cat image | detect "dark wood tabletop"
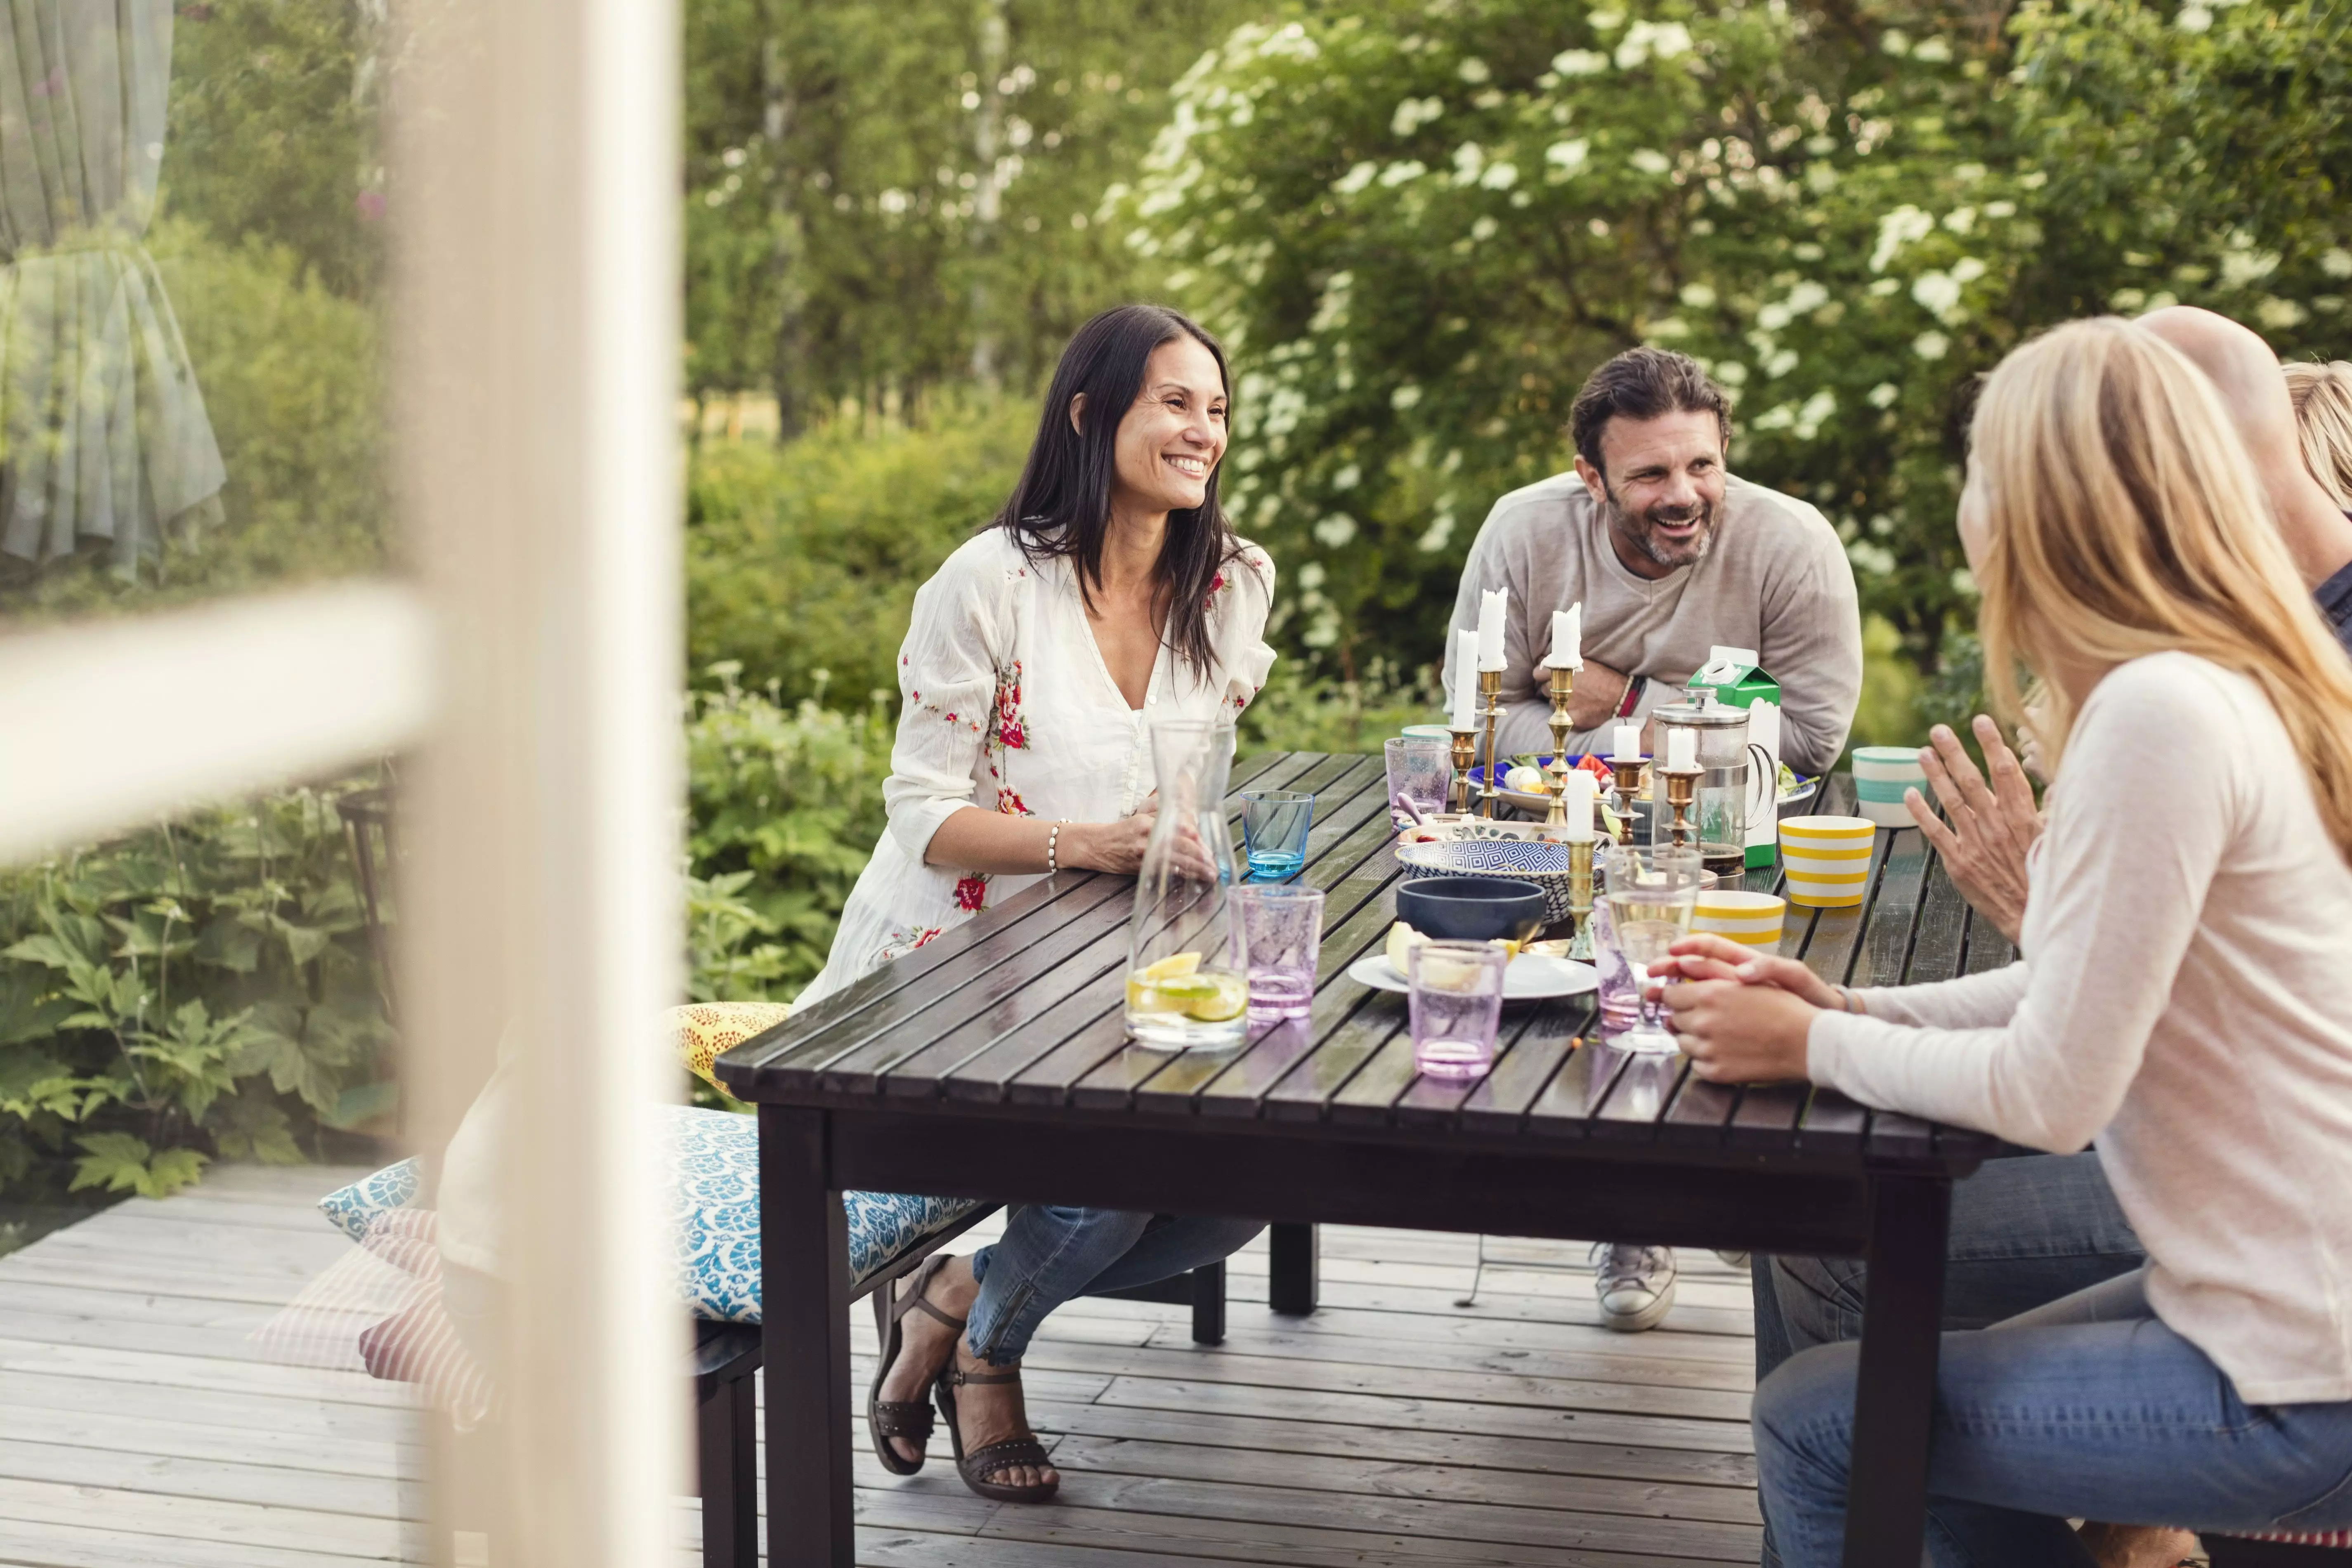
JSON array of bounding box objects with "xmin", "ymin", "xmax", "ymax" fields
[
  {"xmin": 719, "ymin": 748, "xmax": 2004, "ymax": 1173},
  {"xmin": 718, "ymin": 749, "xmax": 2005, "ymax": 1568}
]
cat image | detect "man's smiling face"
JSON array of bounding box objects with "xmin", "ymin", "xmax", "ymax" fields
[{"xmin": 1573, "ymin": 408, "xmax": 1729, "ymax": 579}]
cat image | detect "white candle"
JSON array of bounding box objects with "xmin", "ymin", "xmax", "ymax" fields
[
  {"xmin": 1476, "ymin": 587, "xmax": 1508, "ymax": 672},
  {"xmin": 1612, "ymin": 723, "xmax": 1642, "ymax": 762},
  {"xmin": 1543, "ymin": 603, "xmax": 1582, "ymax": 671},
  {"xmin": 1564, "ymin": 769, "xmax": 1597, "ymax": 838},
  {"xmin": 1449, "ymin": 629, "xmax": 1478, "ymax": 730},
  {"xmin": 1666, "ymin": 726, "xmax": 1697, "ymax": 772}
]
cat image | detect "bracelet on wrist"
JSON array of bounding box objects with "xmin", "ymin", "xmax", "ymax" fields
[{"xmin": 1046, "ymin": 819, "xmax": 1070, "ymax": 875}]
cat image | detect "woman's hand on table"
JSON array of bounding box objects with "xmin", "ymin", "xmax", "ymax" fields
[
  {"xmin": 1063, "ymin": 811, "xmax": 1155, "ymax": 874},
  {"xmin": 1649, "ymin": 933, "xmax": 1829, "ymax": 1084}
]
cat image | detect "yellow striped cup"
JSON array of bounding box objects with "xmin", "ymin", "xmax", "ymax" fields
[
  {"xmin": 1779, "ymin": 815, "xmax": 1874, "ymax": 907},
  {"xmin": 1692, "ymin": 890, "xmax": 1785, "ymax": 947}
]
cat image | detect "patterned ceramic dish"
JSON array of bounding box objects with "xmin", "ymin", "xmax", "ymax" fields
[
  {"xmin": 1397, "ymin": 838, "xmax": 1589, "ymax": 926},
  {"xmin": 1465, "ymin": 755, "xmax": 1820, "ymax": 815},
  {"xmin": 1396, "ymin": 814, "xmax": 1553, "ymax": 845}
]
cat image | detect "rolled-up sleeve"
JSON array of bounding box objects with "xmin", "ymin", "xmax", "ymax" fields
[
  {"xmin": 881, "ymin": 557, "xmax": 999, "ymax": 865},
  {"xmin": 1220, "ymin": 545, "xmax": 1278, "ymax": 713}
]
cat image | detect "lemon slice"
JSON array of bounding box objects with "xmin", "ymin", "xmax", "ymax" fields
[
  {"xmin": 1181, "ymin": 972, "xmax": 1248, "ymax": 1023},
  {"xmin": 1141, "ymin": 952, "xmax": 1203, "ymax": 981}
]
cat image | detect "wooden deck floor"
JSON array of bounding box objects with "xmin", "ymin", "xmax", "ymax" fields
[{"xmin": 0, "ymin": 1164, "xmax": 1761, "ymax": 1567}]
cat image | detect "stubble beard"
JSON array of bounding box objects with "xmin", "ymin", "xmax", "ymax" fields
[{"xmin": 1607, "ymin": 489, "xmax": 1716, "ymax": 571}]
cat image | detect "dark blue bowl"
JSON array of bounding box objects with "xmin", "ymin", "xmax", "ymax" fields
[{"xmin": 1394, "ymin": 876, "xmax": 1548, "ymax": 943}]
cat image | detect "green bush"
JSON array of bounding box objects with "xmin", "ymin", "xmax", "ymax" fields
[
  {"xmin": 0, "ymin": 780, "xmax": 397, "ymax": 1200},
  {"xmin": 684, "ymin": 668, "xmax": 895, "ymax": 1000},
  {"xmin": 686, "ymin": 400, "xmax": 1035, "ymax": 707}
]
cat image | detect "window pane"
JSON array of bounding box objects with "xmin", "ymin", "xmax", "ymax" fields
[
  {"xmin": 0, "ymin": 773, "xmax": 427, "ymax": 1561},
  {"xmin": 0, "ymin": 0, "xmax": 392, "ymax": 627}
]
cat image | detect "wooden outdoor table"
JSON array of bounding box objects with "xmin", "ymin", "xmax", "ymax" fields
[{"xmin": 717, "ymin": 749, "xmax": 2007, "ymax": 1568}]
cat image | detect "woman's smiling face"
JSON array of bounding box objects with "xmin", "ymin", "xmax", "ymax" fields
[{"xmin": 1108, "ymin": 335, "xmax": 1227, "ymax": 516}]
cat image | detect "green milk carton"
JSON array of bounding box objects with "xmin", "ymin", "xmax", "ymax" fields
[{"xmin": 1686, "ymin": 645, "xmax": 1783, "ymax": 868}]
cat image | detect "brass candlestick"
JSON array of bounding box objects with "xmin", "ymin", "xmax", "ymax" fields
[
  {"xmin": 1661, "ymin": 766, "xmax": 1702, "ymax": 850},
  {"xmin": 1541, "ymin": 665, "xmax": 1576, "ymax": 830},
  {"xmin": 1447, "ymin": 727, "xmax": 1478, "ymax": 813},
  {"xmin": 1566, "ymin": 836, "xmax": 1595, "ymax": 938},
  {"xmin": 1477, "ymin": 668, "xmax": 1504, "ymax": 819},
  {"xmin": 1606, "ymin": 755, "xmax": 1646, "ymax": 843}
]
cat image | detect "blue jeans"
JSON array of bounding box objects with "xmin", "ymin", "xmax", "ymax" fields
[
  {"xmin": 966, "ymin": 1207, "xmax": 1263, "ymax": 1365},
  {"xmin": 1755, "ymin": 1267, "xmax": 2352, "ymax": 1565},
  {"xmin": 1762, "ymin": 1152, "xmax": 2146, "ymax": 1380},
  {"xmin": 1754, "ymin": 1151, "xmax": 2145, "ymax": 1565}
]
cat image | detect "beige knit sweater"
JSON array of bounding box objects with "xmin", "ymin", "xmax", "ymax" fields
[
  {"xmin": 1809, "ymin": 653, "xmax": 2352, "ymax": 1404},
  {"xmin": 1440, "ymin": 472, "xmax": 1862, "ymax": 774}
]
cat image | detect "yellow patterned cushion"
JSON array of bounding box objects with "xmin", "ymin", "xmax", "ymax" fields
[{"xmin": 669, "ymin": 1002, "xmax": 794, "ymax": 1092}]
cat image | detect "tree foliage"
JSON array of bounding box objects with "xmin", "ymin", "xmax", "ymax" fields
[
  {"xmin": 684, "ymin": 0, "xmax": 1261, "ymax": 427},
  {"xmin": 1125, "ymin": 0, "xmax": 2351, "ymax": 684}
]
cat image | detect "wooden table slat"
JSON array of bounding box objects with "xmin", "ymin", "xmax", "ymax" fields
[
  {"xmin": 1521, "ymin": 1024, "xmax": 1629, "ymax": 1138},
  {"xmin": 1847, "ymin": 828, "xmax": 1931, "ymax": 991},
  {"xmin": 724, "ymin": 870, "xmax": 1117, "ymax": 1077},
  {"xmin": 1582, "ymin": 1044, "xmax": 1690, "ymax": 1142},
  {"xmin": 811, "ymin": 876, "xmax": 1138, "ymax": 1093},
  {"xmin": 1795, "ymin": 1086, "xmax": 1874, "ymax": 1154},
  {"xmin": 1454, "ymin": 1015, "xmax": 1583, "ymax": 1134},
  {"xmin": 1906, "ymin": 846, "xmax": 1972, "ymax": 986}
]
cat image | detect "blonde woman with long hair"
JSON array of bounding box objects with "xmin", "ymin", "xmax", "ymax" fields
[{"xmin": 1662, "ymin": 318, "xmax": 2352, "ymax": 1563}]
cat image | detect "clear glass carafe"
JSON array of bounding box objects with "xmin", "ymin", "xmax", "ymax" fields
[
  {"xmin": 1650, "ymin": 690, "xmax": 1750, "ymax": 884},
  {"xmin": 1124, "ymin": 719, "xmax": 1249, "ymax": 1049}
]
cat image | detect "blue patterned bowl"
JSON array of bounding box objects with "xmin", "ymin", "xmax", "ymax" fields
[{"xmin": 1397, "ymin": 838, "xmax": 1584, "ymax": 926}]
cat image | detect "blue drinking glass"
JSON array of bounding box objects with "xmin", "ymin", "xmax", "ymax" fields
[{"xmin": 1241, "ymin": 790, "xmax": 1315, "ymax": 880}]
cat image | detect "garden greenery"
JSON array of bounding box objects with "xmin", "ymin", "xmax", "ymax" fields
[{"xmin": 1119, "ymin": 0, "xmax": 2350, "ymax": 683}]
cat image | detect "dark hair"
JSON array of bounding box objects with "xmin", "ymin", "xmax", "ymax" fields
[
  {"xmin": 994, "ymin": 303, "xmax": 1247, "ymax": 676},
  {"xmin": 1567, "ymin": 346, "xmax": 1732, "ymax": 477}
]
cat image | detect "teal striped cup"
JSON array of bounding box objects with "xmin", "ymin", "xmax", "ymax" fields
[{"xmin": 1851, "ymin": 745, "xmax": 1928, "ymax": 828}]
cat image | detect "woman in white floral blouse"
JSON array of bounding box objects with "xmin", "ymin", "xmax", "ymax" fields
[{"xmin": 805, "ymin": 305, "xmax": 1277, "ymax": 1504}]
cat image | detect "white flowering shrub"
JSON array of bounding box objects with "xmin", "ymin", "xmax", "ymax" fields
[{"xmin": 1116, "ymin": 0, "xmax": 2350, "ymax": 686}]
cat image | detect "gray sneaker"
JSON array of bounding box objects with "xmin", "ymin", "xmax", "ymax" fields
[{"xmin": 1592, "ymin": 1242, "xmax": 1677, "ymax": 1332}]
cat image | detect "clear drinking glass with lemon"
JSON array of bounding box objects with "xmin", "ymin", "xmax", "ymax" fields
[{"xmin": 1124, "ymin": 950, "xmax": 1251, "ymax": 1048}]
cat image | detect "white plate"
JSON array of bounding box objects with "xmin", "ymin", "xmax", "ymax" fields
[{"xmin": 1346, "ymin": 951, "xmax": 1599, "ymax": 1000}]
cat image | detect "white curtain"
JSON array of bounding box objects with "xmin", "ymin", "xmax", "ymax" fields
[{"xmin": 0, "ymin": 0, "xmax": 224, "ymax": 573}]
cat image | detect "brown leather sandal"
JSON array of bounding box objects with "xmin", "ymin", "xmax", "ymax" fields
[
  {"xmin": 867, "ymin": 1254, "xmax": 961, "ymax": 1476},
  {"xmin": 935, "ymin": 1359, "xmax": 1059, "ymax": 1503}
]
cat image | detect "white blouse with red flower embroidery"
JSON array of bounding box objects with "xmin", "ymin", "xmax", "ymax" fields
[{"xmin": 797, "ymin": 527, "xmax": 1276, "ymax": 1006}]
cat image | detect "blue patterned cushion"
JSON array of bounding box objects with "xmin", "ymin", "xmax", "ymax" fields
[
  {"xmin": 319, "ymin": 1156, "xmax": 422, "ymax": 1241},
  {"xmin": 316, "ymin": 1108, "xmax": 986, "ymax": 1322}
]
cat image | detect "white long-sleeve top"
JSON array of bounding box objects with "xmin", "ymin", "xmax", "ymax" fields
[
  {"xmin": 1808, "ymin": 652, "xmax": 2352, "ymax": 1404},
  {"xmin": 798, "ymin": 527, "xmax": 1276, "ymax": 1007}
]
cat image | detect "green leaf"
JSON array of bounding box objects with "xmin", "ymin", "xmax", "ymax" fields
[
  {"xmin": 1, "ymin": 935, "xmax": 77, "ymax": 971},
  {"xmin": 207, "ymin": 1092, "xmax": 306, "ymax": 1164}
]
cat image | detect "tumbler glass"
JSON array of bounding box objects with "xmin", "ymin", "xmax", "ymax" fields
[
  {"xmin": 1407, "ymin": 940, "xmax": 1508, "ymax": 1079},
  {"xmin": 1384, "ymin": 737, "xmax": 1453, "ymax": 828},
  {"xmin": 1241, "ymin": 790, "xmax": 1315, "ymax": 879},
  {"xmin": 1236, "ymin": 883, "xmax": 1324, "ymax": 1019},
  {"xmin": 1597, "ymin": 843, "xmax": 1703, "ymax": 1055}
]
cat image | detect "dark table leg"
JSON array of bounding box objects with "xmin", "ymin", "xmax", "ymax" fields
[
  {"xmin": 1842, "ymin": 1174, "xmax": 1953, "ymax": 1568},
  {"xmin": 762, "ymin": 1105, "xmax": 855, "ymax": 1568},
  {"xmin": 1269, "ymin": 1221, "xmax": 1318, "ymax": 1316}
]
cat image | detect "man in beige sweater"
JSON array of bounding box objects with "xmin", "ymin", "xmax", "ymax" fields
[
  {"xmin": 1442, "ymin": 347, "xmax": 1864, "ymax": 1331},
  {"xmin": 1440, "ymin": 347, "xmax": 1863, "ymax": 776}
]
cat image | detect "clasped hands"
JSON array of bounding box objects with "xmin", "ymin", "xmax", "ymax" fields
[{"xmin": 1647, "ymin": 935, "xmax": 1838, "ymax": 1084}]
